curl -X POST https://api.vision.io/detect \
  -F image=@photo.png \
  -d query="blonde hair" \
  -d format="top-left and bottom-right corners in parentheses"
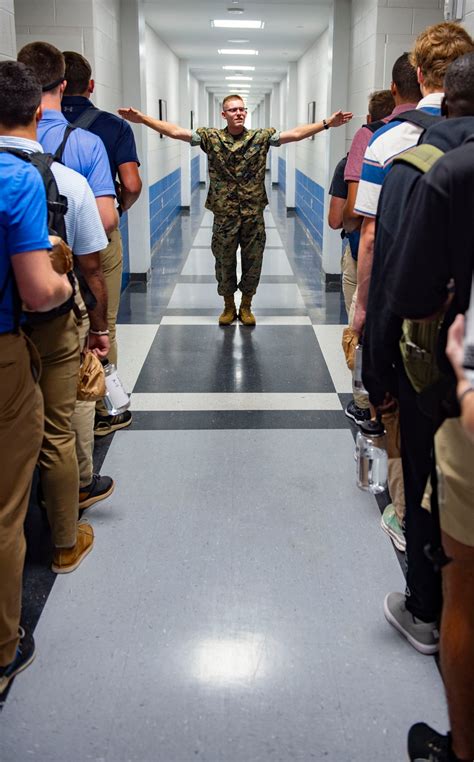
top-left (410, 22), bottom-right (474, 90)
top-left (222, 93), bottom-right (245, 109)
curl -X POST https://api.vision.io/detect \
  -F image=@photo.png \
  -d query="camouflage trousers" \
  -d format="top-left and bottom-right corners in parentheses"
top-left (211, 213), bottom-right (266, 296)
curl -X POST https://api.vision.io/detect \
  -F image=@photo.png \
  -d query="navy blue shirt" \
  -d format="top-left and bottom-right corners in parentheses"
top-left (61, 96), bottom-right (140, 181)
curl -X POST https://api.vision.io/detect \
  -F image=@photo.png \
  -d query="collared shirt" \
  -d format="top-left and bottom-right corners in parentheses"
top-left (0, 137), bottom-right (107, 257)
top-left (61, 96), bottom-right (140, 181)
top-left (38, 109), bottom-right (115, 198)
top-left (355, 93), bottom-right (443, 217)
top-left (344, 103), bottom-right (417, 183)
top-left (0, 150), bottom-right (50, 333)
top-left (191, 126), bottom-right (281, 217)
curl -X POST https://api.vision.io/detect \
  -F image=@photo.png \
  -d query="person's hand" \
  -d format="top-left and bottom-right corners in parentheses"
top-left (329, 110), bottom-right (353, 127)
top-left (351, 302), bottom-right (366, 336)
top-left (88, 333), bottom-right (110, 359)
top-left (118, 107), bottom-right (145, 124)
top-left (446, 313), bottom-right (466, 382)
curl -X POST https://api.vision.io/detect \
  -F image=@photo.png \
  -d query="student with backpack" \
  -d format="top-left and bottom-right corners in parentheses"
top-left (0, 61), bottom-right (74, 694)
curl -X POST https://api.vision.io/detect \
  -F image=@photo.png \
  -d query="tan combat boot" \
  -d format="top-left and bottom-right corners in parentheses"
top-left (238, 294), bottom-right (256, 325)
top-left (218, 294), bottom-right (237, 325)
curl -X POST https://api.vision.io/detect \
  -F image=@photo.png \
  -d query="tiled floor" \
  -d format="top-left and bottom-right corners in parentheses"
top-left (0, 183), bottom-right (447, 761)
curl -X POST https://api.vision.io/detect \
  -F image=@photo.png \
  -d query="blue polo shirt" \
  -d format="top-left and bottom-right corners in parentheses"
top-left (61, 96), bottom-right (140, 181)
top-left (38, 109), bottom-right (115, 198)
top-left (0, 153), bottom-right (51, 333)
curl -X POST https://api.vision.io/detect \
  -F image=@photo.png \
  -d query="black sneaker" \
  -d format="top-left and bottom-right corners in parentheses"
top-left (94, 410), bottom-right (132, 437)
top-left (79, 474), bottom-right (114, 511)
top-left (344, 399), bottom-right (371, 426)
top-left (408, 723), bottom-right (452, 761)
top-left (0, 627), bottom-right (36, 695)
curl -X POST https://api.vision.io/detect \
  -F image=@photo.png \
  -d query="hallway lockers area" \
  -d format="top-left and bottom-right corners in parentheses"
top-left (0, 185), bottom-right (447, 761)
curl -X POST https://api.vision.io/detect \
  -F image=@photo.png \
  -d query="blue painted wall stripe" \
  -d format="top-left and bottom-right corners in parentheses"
top-left (149, 168), bottom-right (182, 254)
top-left (295, 169), bottom-right (324, 251)
top-left (191, 155), bottom-right (200, 192)
top-left (278, 157), bottom-right (286, 193)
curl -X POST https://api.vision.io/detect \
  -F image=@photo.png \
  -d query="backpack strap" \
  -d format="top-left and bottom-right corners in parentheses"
top-left (393, 143), bottom-right (445, 174)
top-left (391, 109), bottom-right (441, 132)
top-left (52, 124), bottom-right (75, 163)
top-left (70, 105), bottom-right (102, 131)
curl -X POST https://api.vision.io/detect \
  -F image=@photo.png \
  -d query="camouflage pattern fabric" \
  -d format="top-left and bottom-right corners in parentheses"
top-left (191, 127), bottom-right (280, 218)
top-left (211, 213), bottom-right (266, 296)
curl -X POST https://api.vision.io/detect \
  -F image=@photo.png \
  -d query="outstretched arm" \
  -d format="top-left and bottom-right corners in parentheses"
top-left (279, 110), bottom-right (352, 145)
top-left (118, 107), bottom-right (192, 143)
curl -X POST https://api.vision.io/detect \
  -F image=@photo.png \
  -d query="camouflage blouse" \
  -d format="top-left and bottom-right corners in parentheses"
top-left (191, 127), bottom-right (281, 218)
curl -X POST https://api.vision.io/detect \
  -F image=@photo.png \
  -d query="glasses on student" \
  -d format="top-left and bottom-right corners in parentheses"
top-left (224, 107), bottom-right (248, 114)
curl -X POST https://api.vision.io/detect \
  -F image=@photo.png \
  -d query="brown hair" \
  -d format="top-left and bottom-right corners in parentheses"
top-left (410, 22), bottom-right (474, 90)
top-left (368, 89), bottom-right (394, 121)
top-left (17, 41), bottom-right (65, 91)
top-left (63, 51), bottom-right (92, 95)
top-left (222, 93), bottom-right (245, 110)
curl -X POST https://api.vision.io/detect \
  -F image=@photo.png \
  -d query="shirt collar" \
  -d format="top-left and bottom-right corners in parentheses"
top-left (389, 103), bottom-right (418, 118)
top-left (417, 92), bottom-right (444, 109)
top-left (0, 136), bottom-right (44, 154)
top-left (40, 108), bottom-right (68, 124)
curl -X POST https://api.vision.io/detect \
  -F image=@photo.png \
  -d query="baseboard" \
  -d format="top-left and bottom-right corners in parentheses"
top-left (325, 272), bottom-right (341, 292)
top-left (129, 269), bottom-right (151, 284)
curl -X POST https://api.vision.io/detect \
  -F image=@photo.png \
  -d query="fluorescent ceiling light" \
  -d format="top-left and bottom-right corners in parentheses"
top-left (222, 65), bottom-right (255, 71)
top-left (211, 19), bottom-right (264, 29)
top-left (218, 49), bottom-right (258, 55)
top-left (225, 75), bottom-right (253, 80)
top-left (227, 39), bottom-right (249, 43)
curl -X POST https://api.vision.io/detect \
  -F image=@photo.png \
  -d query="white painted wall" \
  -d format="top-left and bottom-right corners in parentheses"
top-left (462, 0), bottom-right (474, 36)
top-left (15, 0), bottom-right (95, 64)
top-left (0, 0), bottom-right (16, 61)
top-left (91, 0), bottom-right (122, 111)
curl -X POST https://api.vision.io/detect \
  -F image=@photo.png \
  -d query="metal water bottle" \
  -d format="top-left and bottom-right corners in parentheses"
top-left (102, 360), bottom-right (130, 415)
top-left (355, 416), bottom-right (388, 494)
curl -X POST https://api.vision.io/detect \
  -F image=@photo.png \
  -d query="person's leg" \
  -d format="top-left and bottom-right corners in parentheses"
top-left (239, 212), bottom-right (266, 298)
top-left (345, 287), bottom-right (370, 420)
top-left (99, 229), bottom-right (122, 368)
top-left (29, 313), bottom-right (81, 549)
top-left (71, 294), bottom-right (95, 487)
top-left (341, 244), bottom-right (357, 318)
top-left (211, 215), bottom-right (240, 324)
top-left (0, 334), bottom-right (43, 667)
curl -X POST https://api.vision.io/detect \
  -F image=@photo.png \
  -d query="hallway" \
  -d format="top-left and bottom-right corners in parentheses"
top-left (0, 186), bottom-right (447, 761)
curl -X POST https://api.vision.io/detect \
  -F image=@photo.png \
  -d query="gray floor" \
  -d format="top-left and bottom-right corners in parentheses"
top-left (0, 196), bottom-right (447, 761)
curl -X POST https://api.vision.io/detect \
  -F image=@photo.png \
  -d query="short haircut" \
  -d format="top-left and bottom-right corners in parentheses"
top-left (222, 93), bottom-right (245, 110)
top-left (444, 51), bottom-right (474, 115)
top-left (63, 51), bottom-right (92, 95)
top-left (410, 22), bottom-right (474, 90)
top-left (0, 60), bottom-right (42, 128)
top-left (368, 90), bottom-right (394, 121)
top-left (17, 41), bottom-right (65, 92)
top-left (391, 52), bottom-right (421, 102)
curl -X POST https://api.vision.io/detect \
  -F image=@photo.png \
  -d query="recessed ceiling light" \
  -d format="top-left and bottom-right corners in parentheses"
top-left (222, 65), bottom-right (255, 70)
top-left (211, 19), bottom-right (264, 28)
top-left (227, 7), bottom-right (245, 13)
top-left (218, 49), bottom-right (258, 55)
top-left (227, 39), bottom-right (250, 43)
top-left (225, 75), bottom-right (253, 80)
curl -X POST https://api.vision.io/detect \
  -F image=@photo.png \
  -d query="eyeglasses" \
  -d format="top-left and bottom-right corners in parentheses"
top-left (224, 107), bottom-right (248, 114)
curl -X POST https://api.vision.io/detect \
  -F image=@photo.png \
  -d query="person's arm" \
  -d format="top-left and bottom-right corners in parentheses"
top-left (279, 110), bottom-right (352, 144)
top-left (76, 252), bottom-right (109, 358)
top-left (328, 196), bottom-right (345, 229)
top-left (96, 196), bottom-right (118, 236)
top-left (351, 216), bottom-right (375, 335)
top-left (12, 250), bottom-right (73, 312)
top-left (446, 314), bottom-right (474, 438)
top-left (117, 161), bottom-right (142, 212)
top-left (117, 107), bottom-right (192, 142)
top-left (343, 182), bottom-right (362, 233)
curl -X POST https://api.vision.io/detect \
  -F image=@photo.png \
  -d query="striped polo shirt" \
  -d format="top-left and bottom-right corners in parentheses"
top-left (354, 93), bottom-right (443, 218)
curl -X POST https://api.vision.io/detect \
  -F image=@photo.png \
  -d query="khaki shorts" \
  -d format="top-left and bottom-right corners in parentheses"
top-left (435, 417), bottom-right (474, 547)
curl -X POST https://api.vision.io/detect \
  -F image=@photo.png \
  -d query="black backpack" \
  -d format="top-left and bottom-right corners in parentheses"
top-left (0, 148), bottom-right (75, 328)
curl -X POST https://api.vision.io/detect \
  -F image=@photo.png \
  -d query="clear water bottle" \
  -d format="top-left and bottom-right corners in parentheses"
top-left (355, 417), bottom-right (388, 494)
top-left (102, 360), bottom-right (130, 415)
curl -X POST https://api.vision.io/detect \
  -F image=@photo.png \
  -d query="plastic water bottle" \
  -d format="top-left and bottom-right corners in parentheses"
top-left (102, 361), bottom-right (130, 415)
top-left (356, 418), bottom-right (388, 494)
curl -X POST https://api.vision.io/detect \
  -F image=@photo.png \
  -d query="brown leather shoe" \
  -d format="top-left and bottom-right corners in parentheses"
top-left (52, 522), bottom-right (94, 574)
top-left (218, 295), bottom-right (237, 325)
top-left (238, 294), bottom-right (256, 325)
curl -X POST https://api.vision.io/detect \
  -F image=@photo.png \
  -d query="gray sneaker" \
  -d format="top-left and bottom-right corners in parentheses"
top-left (383, 592), bottom-right (439, 655)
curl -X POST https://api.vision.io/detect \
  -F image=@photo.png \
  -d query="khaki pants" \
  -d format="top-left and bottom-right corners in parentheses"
top-left (28, 312), bottom-right (81, 548)
top-left (341, 244), bottom-right (357, 318)
top-left (436, 417), bottom-right (474, 547)
top-left (96, 229), bottom-right (122, 416)
top-left (0, 333), bottom-right (43, 665)
top-left (383, 408), bottom-right (406, 525)
top-left (70, 295), bottom-right (95, 488)
top-left (348, 286), bottom-right (369, 410)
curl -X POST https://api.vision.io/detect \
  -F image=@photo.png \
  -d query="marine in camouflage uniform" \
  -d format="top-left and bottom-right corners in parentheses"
top-left (191, 127), bottom-right (280, 297)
